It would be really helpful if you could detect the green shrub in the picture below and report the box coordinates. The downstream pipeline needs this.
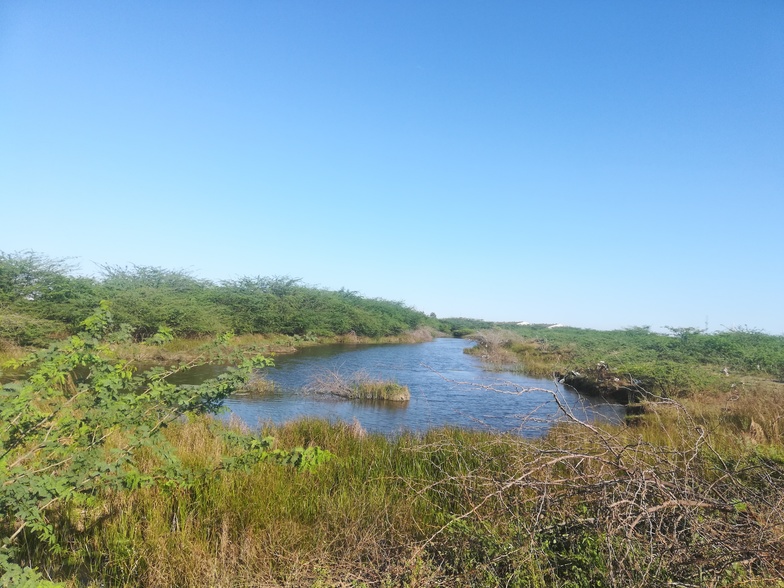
[0,303,274,580]
[0,311,66,346]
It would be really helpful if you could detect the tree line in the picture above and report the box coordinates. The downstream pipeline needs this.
[0,251,447,347]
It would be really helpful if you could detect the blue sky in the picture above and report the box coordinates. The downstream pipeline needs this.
[2,1,783,333]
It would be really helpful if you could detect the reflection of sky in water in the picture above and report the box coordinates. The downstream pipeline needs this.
[213,339,624,437]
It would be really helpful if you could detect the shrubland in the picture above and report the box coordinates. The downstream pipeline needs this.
[0,252,445,359]
[467,324,784,400]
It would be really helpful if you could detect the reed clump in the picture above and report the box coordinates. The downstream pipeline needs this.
[306,368,410,401]
[239,372,276,394]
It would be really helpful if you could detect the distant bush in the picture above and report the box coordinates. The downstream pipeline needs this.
[482,324,784,398]
[0,252,436,345]
[0,311,67,346]
[0,251,99,329]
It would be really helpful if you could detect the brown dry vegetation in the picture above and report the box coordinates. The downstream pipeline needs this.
[102,328,438,367]
[305,368,410,401]
[23,376,784,587]
[466,329,552,373]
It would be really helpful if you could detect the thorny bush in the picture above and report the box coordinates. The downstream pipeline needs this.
[0,303,329,586]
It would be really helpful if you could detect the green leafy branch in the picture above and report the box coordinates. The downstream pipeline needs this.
[0,303,283,583]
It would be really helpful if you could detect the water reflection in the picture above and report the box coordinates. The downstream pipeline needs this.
[220,338,624,437]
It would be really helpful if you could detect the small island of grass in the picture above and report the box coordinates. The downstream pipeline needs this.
[306,368,410,401]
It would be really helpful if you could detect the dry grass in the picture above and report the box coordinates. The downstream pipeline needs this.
[0,339,28,366]
[465,329,525,367]
[305,368,410,401]
[334,327,437,345]
[670,377,784,451]
[107,336,214,363]
[394,327,437,344]
[239,372,276,394]
[21,382,784,587]
[334,331,360,344]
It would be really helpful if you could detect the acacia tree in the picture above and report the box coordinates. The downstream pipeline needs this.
[0,252,99,347]
[97,265,227,338]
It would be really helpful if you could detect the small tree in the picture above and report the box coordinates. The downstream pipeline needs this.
[0,303,270,584]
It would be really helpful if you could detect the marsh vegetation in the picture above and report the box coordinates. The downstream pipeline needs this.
[4,337,782,586]
[305,368,411,402]
[2,252,784,586]
[467,324,784,401]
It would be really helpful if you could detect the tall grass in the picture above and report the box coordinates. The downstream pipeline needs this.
[43,419,515,586]
[18,387,784,587]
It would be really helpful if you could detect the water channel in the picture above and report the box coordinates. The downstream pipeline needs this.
[176,338,624,437]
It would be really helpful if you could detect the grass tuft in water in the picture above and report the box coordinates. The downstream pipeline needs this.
[306,368,410,401]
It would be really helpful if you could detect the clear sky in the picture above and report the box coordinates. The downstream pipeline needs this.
[1,1,783,333]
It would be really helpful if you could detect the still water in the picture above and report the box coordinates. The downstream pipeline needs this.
[200,338,623,437]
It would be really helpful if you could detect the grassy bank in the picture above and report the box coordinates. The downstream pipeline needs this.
[12,399,784,587]
[3,310,784,586]
[466,325,784,401]
[0,328,439,378]
[96,327,438,367]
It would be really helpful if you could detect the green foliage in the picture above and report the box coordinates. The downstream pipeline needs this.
[0,312,66,347]
[144,326,174,346]
[98,265,229,338]
[0,555,61,587]
[539,523,607,588]
[0,304,271,580]
[0,252,98,346]
[212,280,426,338]
[440,317,498,338]
[436,516,529,586]
[0,252,435,346]
[212,423,333,473]
[503,323,784,396]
